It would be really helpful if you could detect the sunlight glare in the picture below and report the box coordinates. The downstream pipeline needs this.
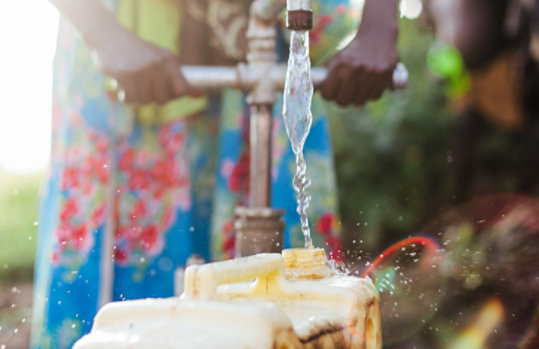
[0,0,58,175]
[400,0,423,20]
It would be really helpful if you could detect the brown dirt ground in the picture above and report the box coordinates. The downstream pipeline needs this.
[0,282,33,349]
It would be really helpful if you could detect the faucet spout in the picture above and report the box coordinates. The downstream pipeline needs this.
[286,0,312,30]
[250,0,312,30]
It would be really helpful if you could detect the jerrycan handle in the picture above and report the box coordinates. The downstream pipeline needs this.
[183,253,284,299]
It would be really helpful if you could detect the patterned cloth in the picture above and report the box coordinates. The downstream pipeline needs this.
[31,0,360,347]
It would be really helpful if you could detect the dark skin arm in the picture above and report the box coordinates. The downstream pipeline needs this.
[321,0,399,107]
[49,0,188,105]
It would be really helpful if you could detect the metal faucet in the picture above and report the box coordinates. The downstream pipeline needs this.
[180,0,407,257]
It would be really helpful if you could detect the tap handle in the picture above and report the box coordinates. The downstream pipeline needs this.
[311,62,408,90]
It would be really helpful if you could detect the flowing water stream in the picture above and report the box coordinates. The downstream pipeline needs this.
[283,30,314,249]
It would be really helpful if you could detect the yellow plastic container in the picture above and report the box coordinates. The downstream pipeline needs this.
[74,249,382,349]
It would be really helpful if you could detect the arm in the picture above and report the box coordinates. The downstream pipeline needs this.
[321,0,399,106]
[50,0,188,104]
[49,0,121,47]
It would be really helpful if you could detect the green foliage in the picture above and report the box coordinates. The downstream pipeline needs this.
[329,19,456,251]
[0,170,43,282]
[427,43,470,97]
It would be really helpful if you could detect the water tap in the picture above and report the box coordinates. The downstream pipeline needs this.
[287,0,313,30]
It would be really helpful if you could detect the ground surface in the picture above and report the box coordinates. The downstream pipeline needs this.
[0,171,40,348]
[0,282,33,349]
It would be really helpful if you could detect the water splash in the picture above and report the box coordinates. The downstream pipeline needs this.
[351,235,445,345]
[361,236,440,278]
[283,30,314,249]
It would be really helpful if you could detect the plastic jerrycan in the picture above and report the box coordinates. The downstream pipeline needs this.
[73,249,382,349]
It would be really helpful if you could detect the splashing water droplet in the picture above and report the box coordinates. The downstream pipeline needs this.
[362,236,445,345]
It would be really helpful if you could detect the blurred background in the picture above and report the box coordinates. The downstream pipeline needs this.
[0,1,57,347]
[1,0,538,348]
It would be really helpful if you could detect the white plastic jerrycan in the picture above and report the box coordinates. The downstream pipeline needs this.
[74,248,382,349]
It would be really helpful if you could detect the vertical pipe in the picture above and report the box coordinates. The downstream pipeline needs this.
[249,104,273,207]
[98,144,115,307]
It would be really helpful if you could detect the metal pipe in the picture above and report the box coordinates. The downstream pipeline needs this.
[249,104,273,207]
[180,64,253,91]
[234,207,285,257]
[181,64,408,91]
[286,0,311,10]
[234,0,287,257]
[286,0,312,30]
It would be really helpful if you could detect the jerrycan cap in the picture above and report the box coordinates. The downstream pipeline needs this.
[282,248,330,280]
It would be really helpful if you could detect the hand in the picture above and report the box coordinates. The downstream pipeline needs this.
[321,31,399,107]
[91,26,188,105]
[320,0,399,107]
[50,0,189,105]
